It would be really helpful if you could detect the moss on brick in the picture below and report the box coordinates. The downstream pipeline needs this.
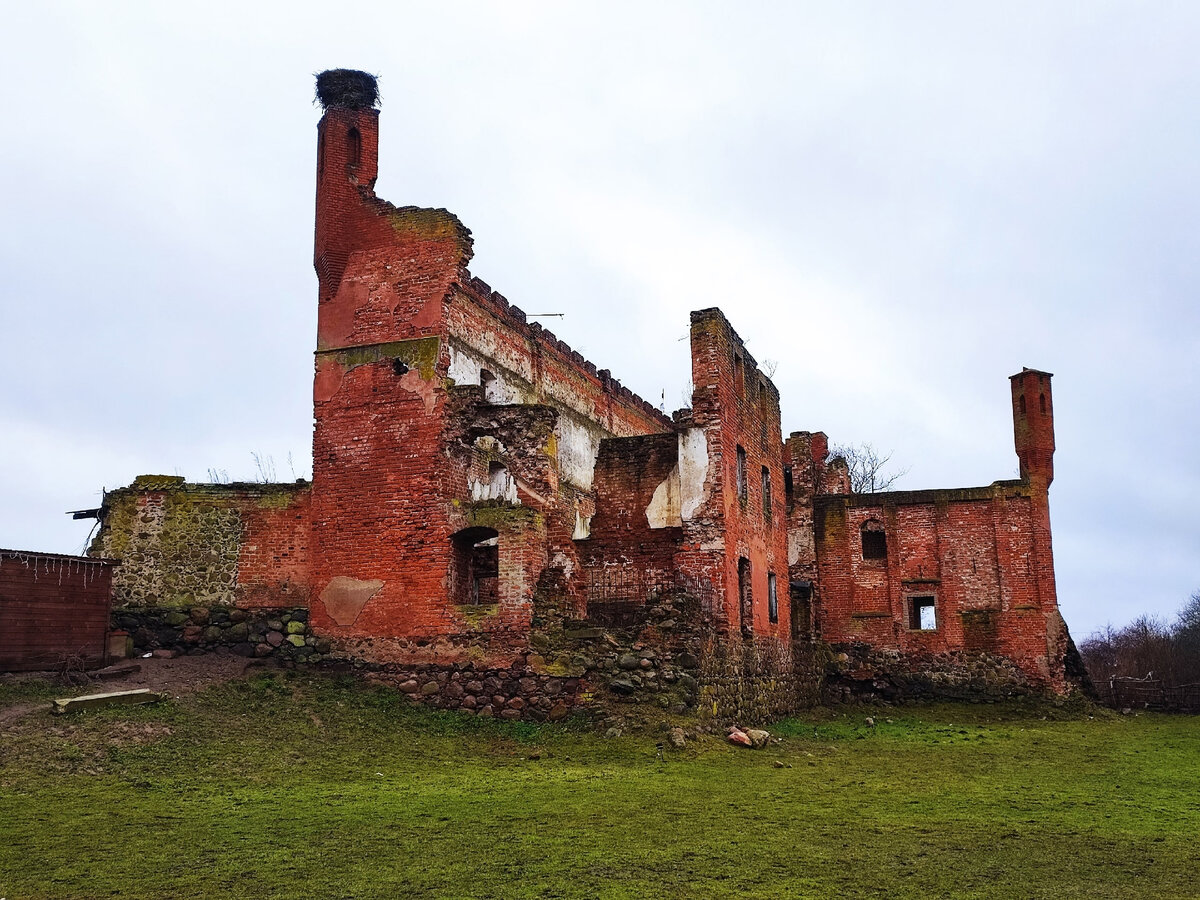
[464,505,543,532]
[326,335,441,380]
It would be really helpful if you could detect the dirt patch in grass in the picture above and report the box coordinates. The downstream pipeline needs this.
[0,652,275,732]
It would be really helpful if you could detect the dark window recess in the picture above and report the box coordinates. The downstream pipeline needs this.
[1040,393,1047,414]
[450,526,499,605]
[347,127,361,165]
[392,358,409,376]
[783,466,794,508]
[768,572,778,623]
[861,523,887,560]
[736,446,747,501]
[762,466,772,522]
[908,596,937,631]
[1019,394,1026,415]
[738,557,753,637]
[790,581,812,640]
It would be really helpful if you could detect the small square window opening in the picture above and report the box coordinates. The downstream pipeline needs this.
[908,596,936,631]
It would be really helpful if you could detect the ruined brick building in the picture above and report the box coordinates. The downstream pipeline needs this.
[89,71,1079,715]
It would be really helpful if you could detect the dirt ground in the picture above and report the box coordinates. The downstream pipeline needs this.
[0,650,274,726]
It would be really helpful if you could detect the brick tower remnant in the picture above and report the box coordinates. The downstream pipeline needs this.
[307,70,671,664]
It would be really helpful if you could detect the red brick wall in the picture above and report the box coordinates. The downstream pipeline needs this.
[802,368,1067,690]
[815,484,1065,687]
[679,309,790,640]
[236,489,312,608]
[0,551,115,671]
[584,432,684,599]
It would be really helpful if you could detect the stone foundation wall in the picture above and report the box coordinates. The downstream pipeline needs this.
[698,636,826,725]
[112,607,325,663]
[824,642,1033,703]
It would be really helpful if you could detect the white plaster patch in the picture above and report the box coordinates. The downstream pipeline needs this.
[788,529,814,567]
[551,550,576,579]
[556,414,603,491]
[646,466,683,528]
[447,344,481,386]
[678,427,710,520]
[573,511,592,539]
[470,463,519,504]
[447,340,519,403]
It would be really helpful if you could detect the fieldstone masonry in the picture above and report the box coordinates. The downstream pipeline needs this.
[114,606,323,663]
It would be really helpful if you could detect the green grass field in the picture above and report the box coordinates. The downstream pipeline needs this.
[1,671,1197,899]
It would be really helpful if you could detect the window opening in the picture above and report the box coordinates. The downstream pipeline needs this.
[768,572,778,623]
[908,596,937,631]
[783,465,794,509]
[1040,393,1047,414]
[736,446,747,501]
[734,353,745,396]
[347,127,361,166]
[861,521,887,560]
[790,581,812,640]
[1019,394,1026,415]
[738,557,753,637]
[762,466,772,522]
[450,527,499,605]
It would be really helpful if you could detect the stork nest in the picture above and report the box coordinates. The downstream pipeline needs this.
[315,69,380,111]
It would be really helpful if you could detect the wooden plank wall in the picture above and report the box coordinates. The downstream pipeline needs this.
[0,551,115,672]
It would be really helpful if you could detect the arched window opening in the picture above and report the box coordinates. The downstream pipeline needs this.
[488,461,513,500]
[347,127,361,166]
[450,526,499,605]
[480,368,500,403]
[861,520,887,561]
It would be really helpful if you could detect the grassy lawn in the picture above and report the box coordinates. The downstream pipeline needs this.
[1,671,1197,899]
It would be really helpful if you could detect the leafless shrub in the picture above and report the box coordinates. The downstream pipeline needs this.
[1080,592,1200,689]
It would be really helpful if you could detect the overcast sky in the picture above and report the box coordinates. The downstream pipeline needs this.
[2,2,1197,637]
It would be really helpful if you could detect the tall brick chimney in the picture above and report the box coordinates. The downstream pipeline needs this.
[314,69,381,304]
[1010,367,1055,486]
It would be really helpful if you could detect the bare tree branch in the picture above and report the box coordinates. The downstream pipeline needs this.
[828,442,909,494]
